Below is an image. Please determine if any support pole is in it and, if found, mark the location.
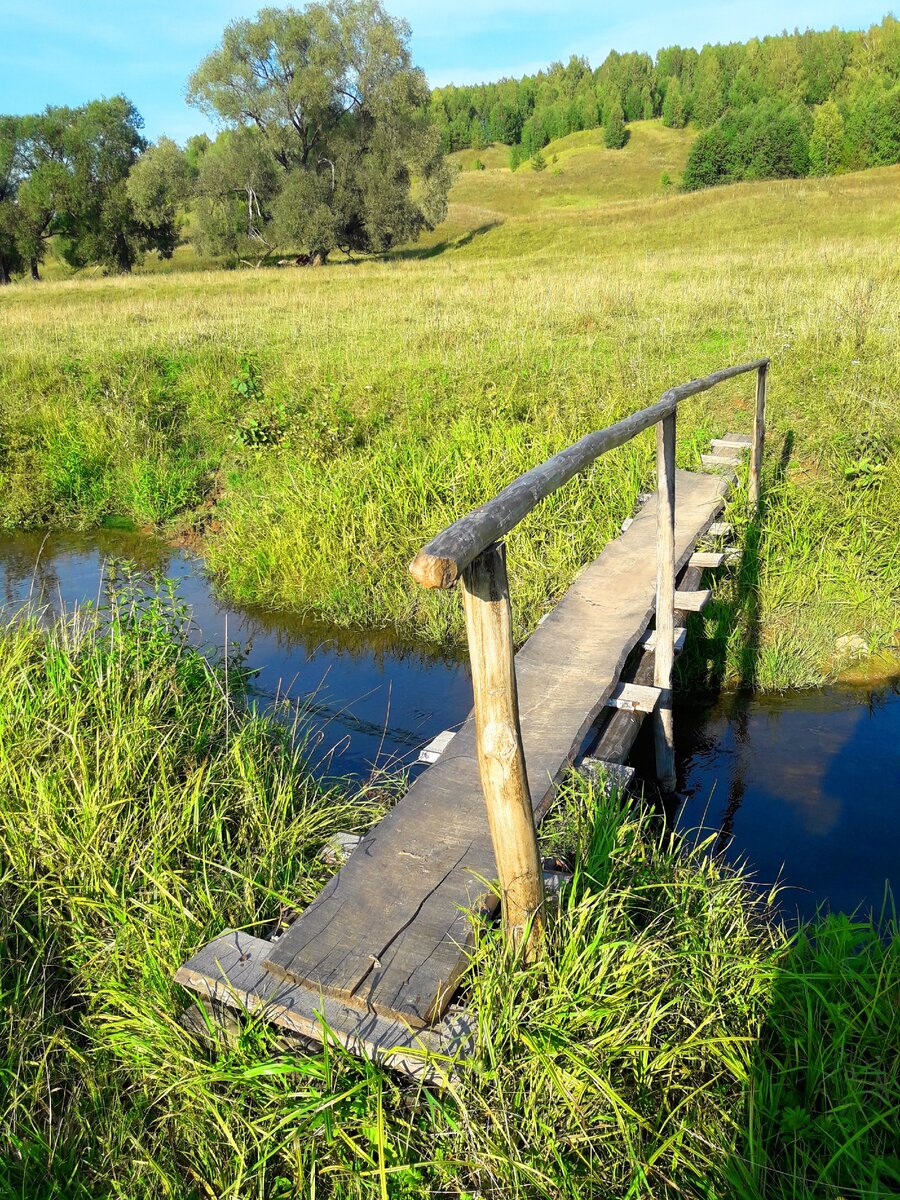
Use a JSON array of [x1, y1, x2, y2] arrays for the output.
[[749, 361, 768, 511], [653, 413, 677, 794], [460, 542, 544, 959]]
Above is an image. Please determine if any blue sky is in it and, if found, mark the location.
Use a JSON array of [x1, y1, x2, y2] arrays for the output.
[[0, 0, 889, 142]]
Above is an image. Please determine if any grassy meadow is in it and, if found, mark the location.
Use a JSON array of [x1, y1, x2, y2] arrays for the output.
[[1, 124, 898, 688], [1, 590, 898, 1199]]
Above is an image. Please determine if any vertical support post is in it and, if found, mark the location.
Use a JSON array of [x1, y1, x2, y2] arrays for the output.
[[460, 542, 544, 960], [749, 361, 768, 511], [653, 411, 677, 794]]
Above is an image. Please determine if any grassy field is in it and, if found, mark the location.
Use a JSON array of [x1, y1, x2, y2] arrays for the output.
[[0, 125, 897, 689], [2, 591, 897, 1198]]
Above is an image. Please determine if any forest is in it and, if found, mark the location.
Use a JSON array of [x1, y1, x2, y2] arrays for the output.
[[431, 17, 900, 182]]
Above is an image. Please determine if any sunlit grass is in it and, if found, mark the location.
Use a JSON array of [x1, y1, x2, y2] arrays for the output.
[[1, 592, 897, 1197], [0, 138, 897, 688]]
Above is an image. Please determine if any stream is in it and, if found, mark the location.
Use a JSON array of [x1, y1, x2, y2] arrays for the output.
[[1, 529, 896, 924]]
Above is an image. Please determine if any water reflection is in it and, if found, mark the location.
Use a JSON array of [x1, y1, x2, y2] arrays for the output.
[[1, 530, 896, 918], [674, 686, 899, 921], [0, 530, 473, 780]]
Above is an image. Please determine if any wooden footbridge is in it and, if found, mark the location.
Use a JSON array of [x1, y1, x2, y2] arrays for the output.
[[177, 359, 769, 1081]]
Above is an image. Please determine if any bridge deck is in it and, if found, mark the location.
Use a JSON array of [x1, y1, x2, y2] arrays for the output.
[[248, 468, 728, 1027]]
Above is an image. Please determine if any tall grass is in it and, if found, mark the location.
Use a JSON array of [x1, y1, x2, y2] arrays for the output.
[[0, 151, 897, 688], [1, 590, 897, 1197]]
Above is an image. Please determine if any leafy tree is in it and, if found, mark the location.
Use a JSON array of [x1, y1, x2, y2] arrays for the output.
[[603, 97, 628, 148], [54, 98, 151, 274], [0, 117, 24, 284], [509, 144, 521, 171], [693, 49, 725, 126], [661, 76, 687, 127], [186, 1, 451, 263], [126, 137, 195, 250], [531, 149, 547, 171], [808, 99, 846, 174]]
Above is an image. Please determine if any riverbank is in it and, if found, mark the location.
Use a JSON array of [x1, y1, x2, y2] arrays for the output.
[[1, 588, 897, 1198], [1, 168, 898, 690]]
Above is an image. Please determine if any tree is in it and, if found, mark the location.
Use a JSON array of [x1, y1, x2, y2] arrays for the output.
[[126, 137, 195, 249], [531, 149, 547, 171], [186, 1, 451, 263], [693, 49, 725, 127], [808, 99, 846, 174], [661, 76, 687, 127], [603, 97, 628, 148], [0, 117, 24, 284], [56, 97, 162, 274]]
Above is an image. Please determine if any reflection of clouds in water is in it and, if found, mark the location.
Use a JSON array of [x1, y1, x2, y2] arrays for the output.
[[758, 707, 863, 839]]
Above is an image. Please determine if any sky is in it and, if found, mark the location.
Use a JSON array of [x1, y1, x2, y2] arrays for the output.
[[0, 0, 889, 142]]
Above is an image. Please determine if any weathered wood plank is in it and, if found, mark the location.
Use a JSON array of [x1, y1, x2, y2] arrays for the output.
[[606, 682, 661, 713], [262, 470, 728, 1026], [409, 361, 768, 589], [673, 588, 712, 612], [711, 435, 751, 453], [701, 453, 741, 468], [708, 521, 732, 538], [175, 930, 473, 1085], [750, 364, 768, 509], [641, 627, 687, 652], [654, 412, 677, 791], [689, 551, 725, 568]]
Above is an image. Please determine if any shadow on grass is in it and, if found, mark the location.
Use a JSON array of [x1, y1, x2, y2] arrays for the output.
[[725, 905, 900, 1200], [386, 221, 502, 262]]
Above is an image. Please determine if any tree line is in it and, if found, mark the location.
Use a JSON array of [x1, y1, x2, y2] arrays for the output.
[[2, 8, 898, 281], [1, 1, 451, 282], [431, 16, 900, 185]]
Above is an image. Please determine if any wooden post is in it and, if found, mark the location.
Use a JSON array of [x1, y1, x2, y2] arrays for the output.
[[653, 413, 677, 794], [749, 361, 768, 511], [460, 542, 544, 959]]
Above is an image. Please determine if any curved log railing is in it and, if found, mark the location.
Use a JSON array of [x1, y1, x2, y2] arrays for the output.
[[409, 359, 769, 956]]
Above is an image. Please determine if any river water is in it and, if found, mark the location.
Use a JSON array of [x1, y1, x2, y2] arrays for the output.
[[1, 530, 896, 923]]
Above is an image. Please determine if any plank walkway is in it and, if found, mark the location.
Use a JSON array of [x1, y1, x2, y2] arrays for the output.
[[179, 466, 730, 1040]]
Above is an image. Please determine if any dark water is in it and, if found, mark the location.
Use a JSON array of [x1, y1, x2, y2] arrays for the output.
[[672, 686, 899, 922], [1, 530, 897, 920], [0, 530, 472, 780]]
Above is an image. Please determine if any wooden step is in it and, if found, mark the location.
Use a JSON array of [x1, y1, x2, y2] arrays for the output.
[[711, 433, 751, 453], [702, 453, 741, 469], [708, 521, 732, 538], [641, 627, 687, 653], [175, 930, 473, 1085], [689, 551, 725, 569], [605, 682, 661, 714], [674, 588, 712, 612], [417, 729, 456, 765]]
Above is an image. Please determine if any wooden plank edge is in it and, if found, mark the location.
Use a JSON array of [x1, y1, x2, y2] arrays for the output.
[[175, 930, 474, 1086], [689, 551, 725, 569], [674, 588, 711, 612], [606, 682, 661, 713]]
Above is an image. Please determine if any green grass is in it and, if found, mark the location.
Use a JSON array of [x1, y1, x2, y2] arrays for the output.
[[0, 129, 898, 688], [1, 591, 897, 1198]]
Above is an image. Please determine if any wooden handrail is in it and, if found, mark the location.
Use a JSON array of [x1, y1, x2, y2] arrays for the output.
[[408, 357, 769, 960], [409, 358, 769, 589]]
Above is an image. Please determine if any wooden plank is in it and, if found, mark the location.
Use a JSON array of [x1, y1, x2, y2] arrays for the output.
[[711, 436, 751, 453], [409, 361, 768, 588], [701, 453, 741, 468], [460, 543, 544, 957], [263, 469, 728, 1027], [606, 682, 661, 714], [175, 930, 473, 1085], [417, 730, 456, 765], [708, 522, 732, 538], [641, 627, 687, 652], [689, 551, 725, 568], [674, 588, 711, 612]]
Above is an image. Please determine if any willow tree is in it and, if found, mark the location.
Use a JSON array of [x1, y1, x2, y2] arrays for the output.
[[186, 1, 452, 263]]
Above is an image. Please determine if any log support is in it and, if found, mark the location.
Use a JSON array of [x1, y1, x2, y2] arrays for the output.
[[750, 362, 768, 510], [653, 412, 677, 793], [460, 542, 545, 959]]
